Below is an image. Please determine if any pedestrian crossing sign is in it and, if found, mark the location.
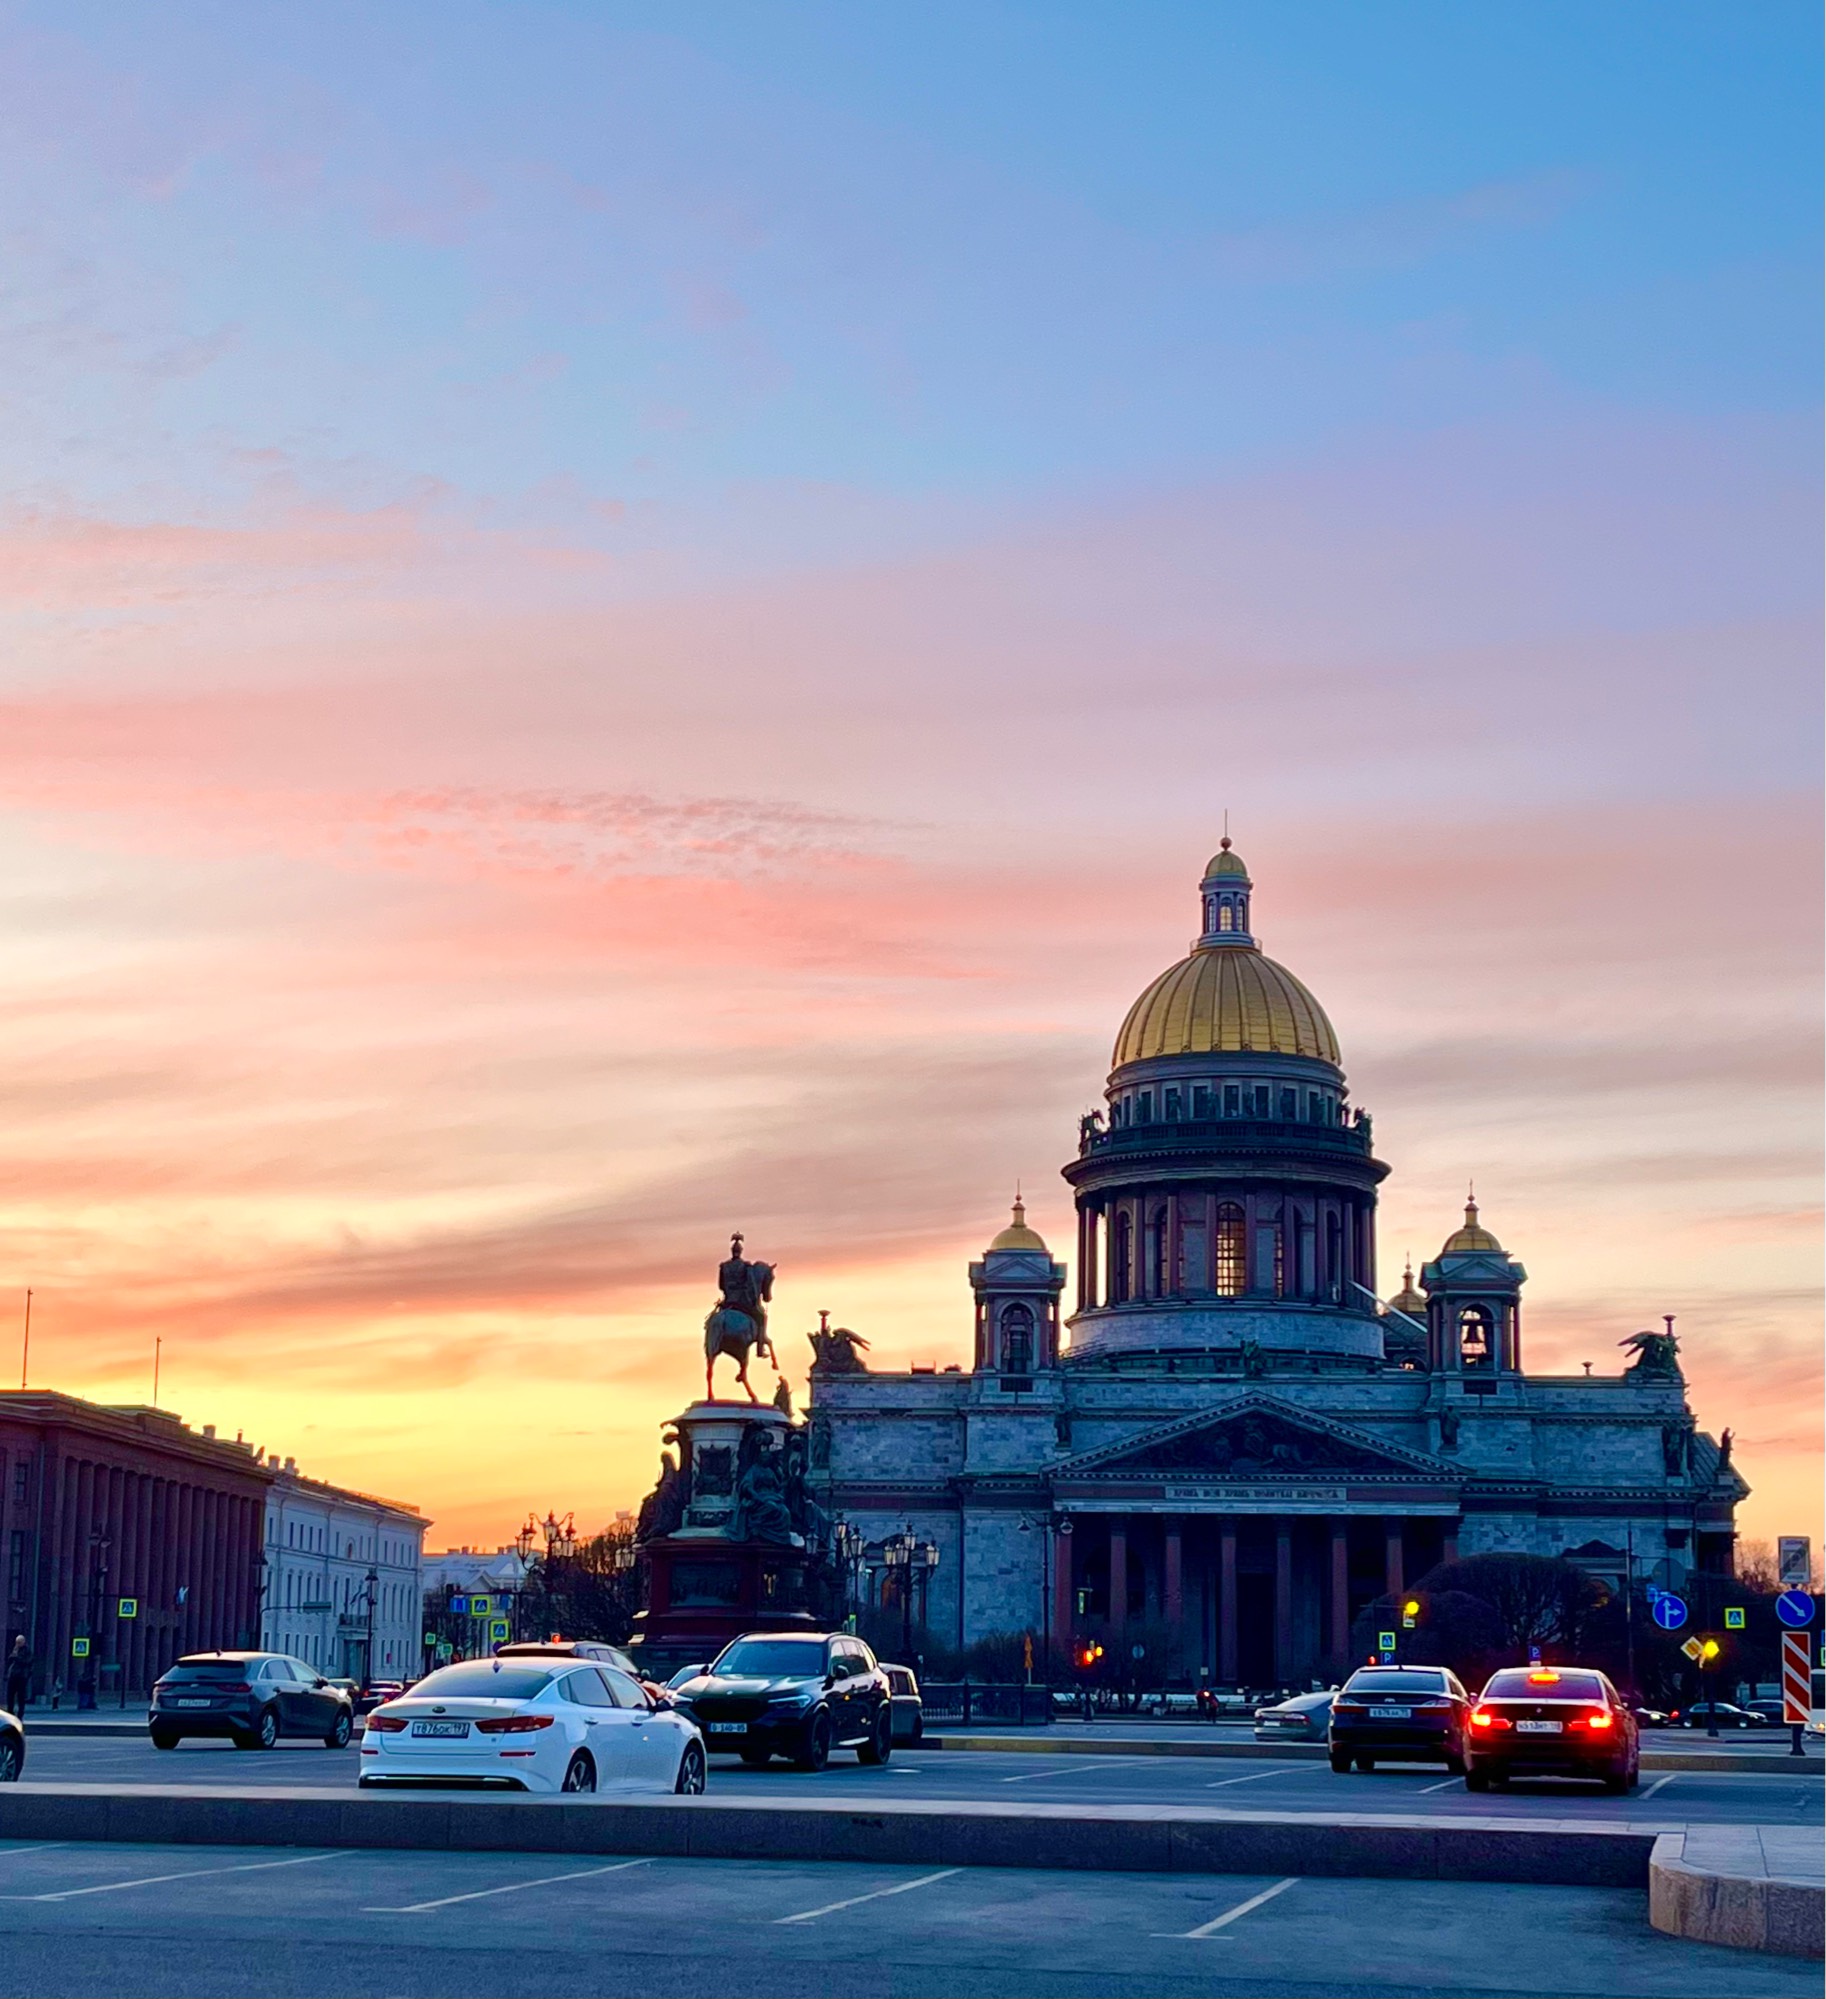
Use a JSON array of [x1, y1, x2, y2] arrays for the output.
[[70, 1637, 90, 1658], [118, 1598, 138, 1619], [1723, 1607, 1745, 1630], [469, 1595, 495, 1618], [489, 1619, 511, 1644]]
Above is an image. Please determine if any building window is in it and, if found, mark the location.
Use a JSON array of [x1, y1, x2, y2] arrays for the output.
[[1278, 1087, 1296, 1120], [1149, 1206, 1169, 1295], [1271, 1225, 1285, 1298], [1000, 1304, 1034, 1374], [1223, 1085, 1240, 1117], [1214, 1204, 1246, 1297], [1307, 1091, 1321, 1122], [1137, 1091, 1153, 1124], [1192, 1085, 1211, 1119], [1112, 1213, 1133, 1304], [1325, 1213, 1342, 1301], [1218, 904, 1234, 931], [1254, 1085, 1271, 1117], [1459, 1306, 1493, 1369], [1164, 1088, 1181, 1122]]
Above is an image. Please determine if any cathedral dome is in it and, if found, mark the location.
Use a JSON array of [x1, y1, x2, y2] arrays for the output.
[[1440, 1198, 1502, 1254], [1113, 946, 1339, 1068], [987, 1198, 1049, 1254]]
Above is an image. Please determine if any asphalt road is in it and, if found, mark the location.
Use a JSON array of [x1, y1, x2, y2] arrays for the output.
[[0, 1836, 1816, 1999], [16, 1734, 1821, 1827]]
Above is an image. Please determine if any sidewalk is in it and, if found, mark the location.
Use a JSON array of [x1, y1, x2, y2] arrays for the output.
[[1651, 1826, 1825, 1957]]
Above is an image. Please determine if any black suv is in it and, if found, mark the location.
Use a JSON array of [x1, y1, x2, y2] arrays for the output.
[[149, 1651, 354, 1751], [668, 1631, 891, 1770]]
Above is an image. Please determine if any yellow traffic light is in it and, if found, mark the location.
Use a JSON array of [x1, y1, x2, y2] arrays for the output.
[[1700, 1638, 1720, 1661], [1402, 1599, 1420, 1617]]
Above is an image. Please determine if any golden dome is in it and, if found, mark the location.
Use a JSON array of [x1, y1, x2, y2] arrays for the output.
[[1388, 1258, 1428, 1316], [1204, 838, 1250, 880], [1113, 944, 1339, 1068], [988, 1198, 1049, 1254], [1441, 1198, 1502, 1254]]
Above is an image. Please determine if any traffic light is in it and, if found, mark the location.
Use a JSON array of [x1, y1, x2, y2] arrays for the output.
[[1700, 1638, 1720, 1662], [1401, 1598, 1420, 1629]]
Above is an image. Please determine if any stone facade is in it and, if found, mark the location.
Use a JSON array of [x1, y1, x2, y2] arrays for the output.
[[809, 846, 1745, 1682]]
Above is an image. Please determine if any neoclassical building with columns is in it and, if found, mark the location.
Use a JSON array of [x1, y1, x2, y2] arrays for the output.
[[806, 842, 1745, 1684]]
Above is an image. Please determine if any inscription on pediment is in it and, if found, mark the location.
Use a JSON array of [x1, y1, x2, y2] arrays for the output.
[[1099, 1412, 1409, 1478]]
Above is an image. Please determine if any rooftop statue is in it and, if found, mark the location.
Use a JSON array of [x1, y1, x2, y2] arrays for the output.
[[1619, 1325, 1682, 1382], [704, 1232, 777, 1403], [807, 1311, 871, 1373]]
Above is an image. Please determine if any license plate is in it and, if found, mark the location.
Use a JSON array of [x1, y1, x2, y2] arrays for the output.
[[171, 1698, 213, 1708], [1516, 1720, 1562, 1734], [1368, 1707, 1411, 1719], [410, 1720, 470, 1738], [706, 1721, 747, 1736]]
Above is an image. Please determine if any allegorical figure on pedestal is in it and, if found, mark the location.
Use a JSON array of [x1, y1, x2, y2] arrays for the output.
[[703, 1231, 777, 1402]]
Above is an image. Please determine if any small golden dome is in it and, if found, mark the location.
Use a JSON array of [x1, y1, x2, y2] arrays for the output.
[[1389, 1259, 1427, 1316], [1441, 1198, 1502, 1254], [1114, 944, 1339, 1067], [1203, 837, 1250, 880], [988, 1198, 1049, 1254]]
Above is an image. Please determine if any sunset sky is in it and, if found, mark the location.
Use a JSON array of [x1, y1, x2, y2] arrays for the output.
[[1, 5, 1818, 1551]]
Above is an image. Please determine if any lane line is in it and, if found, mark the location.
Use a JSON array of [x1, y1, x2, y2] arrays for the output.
[[1415, 1777, 1461, 1794], [1204, 1768, 1296, 1790], [1640, 1774, 1679, 1799], [364, 1857, 654, 1913], [13, 1850, 350, 1903], [0, 1844, 70, 1860], [776, 1868, 962, 1924], [1000, 1757, 1147, 1783], [1159, 1876, 1301, 1939]]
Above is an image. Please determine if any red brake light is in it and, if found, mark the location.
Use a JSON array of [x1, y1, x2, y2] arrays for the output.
[[1584, 1710, 1614, 1729], [366, 1712, 408, 1731], [1526, 1671, 1560, 1684], [474, 1714, 555, 1734], [1470, 1709, 1493, 1727]]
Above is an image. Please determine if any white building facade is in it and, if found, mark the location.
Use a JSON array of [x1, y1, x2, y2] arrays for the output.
[[261, 1460, 429, 1681]]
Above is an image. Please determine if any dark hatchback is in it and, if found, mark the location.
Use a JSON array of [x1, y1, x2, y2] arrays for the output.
[[668, 1632, 892, 1771], [1329, 1665, 1472, 1772], [149, 1651, 354, 1751], [1465, 1666, 1640, 1791]]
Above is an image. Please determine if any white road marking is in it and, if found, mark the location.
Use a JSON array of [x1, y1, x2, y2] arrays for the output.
[[1416, 1777, 1461, 1793], [0, 1844, 69, 1860], [364, 1857, 653, 1913], [1159, 1875, 1301, 1938], [1204, 1768, 1296, 1789], [999, 1757, 1147, 1783], [14, 1850, 350, 1903], [1640, 1774, 1679, 1799], [776, 1868, 962, 1924]]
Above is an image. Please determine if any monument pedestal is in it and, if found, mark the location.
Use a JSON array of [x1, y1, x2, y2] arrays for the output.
[[627, 1401, 823, 1678]]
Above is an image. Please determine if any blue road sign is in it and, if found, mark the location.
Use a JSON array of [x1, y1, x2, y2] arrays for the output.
[[449, 1595, 469, 1616], [1776, 1589, 1816, 1629], [1652, 1594, 1688, 1631]]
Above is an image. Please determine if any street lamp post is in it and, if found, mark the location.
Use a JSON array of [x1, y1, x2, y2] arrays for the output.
[[881, 1528, 938, 1663], [363, 1567, 380, 1684]]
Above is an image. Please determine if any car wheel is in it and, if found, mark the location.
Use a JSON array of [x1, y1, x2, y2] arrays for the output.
[[0, 1735, 20, 1783], [149, 1728, 179, 1751], [236, 1708, 280, 1751], [1328, 1749, 1352, 1774], [739, 1746, 772, 1767], [857, 1706, 892, 1766], [1464, 1767, 1490, 1792], [793, 1710, 832, 1772], [323, 1711, 352, 1749], [560, 1751, 596, 1794], [674, 1742, 706, 1795]]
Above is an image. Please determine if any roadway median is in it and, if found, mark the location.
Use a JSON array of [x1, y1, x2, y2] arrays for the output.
[[0, 1782, 1658, 1888]]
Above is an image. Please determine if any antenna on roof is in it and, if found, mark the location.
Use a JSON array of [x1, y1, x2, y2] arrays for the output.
[[18, 1288, 29, 1391]]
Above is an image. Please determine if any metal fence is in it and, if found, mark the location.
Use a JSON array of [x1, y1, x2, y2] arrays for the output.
[[916, 1682, 1054, 1726]]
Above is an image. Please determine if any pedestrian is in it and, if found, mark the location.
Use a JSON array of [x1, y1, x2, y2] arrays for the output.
[[4, 1634, 31, 1716]]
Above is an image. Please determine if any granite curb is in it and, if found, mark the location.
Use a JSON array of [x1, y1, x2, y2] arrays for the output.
[[1649, 1828, 1825, 1958], [0, 1782, 1661, 1887]]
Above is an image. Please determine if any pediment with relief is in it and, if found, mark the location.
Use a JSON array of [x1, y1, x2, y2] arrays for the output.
[[1057, 1395, 1456, 1482]]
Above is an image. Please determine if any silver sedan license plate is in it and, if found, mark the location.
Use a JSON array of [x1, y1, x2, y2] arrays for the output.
[[411, 1719, 470, 1738]]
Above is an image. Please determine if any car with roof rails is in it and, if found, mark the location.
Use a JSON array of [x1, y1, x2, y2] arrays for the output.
[[666, 1631, 892, 1770]]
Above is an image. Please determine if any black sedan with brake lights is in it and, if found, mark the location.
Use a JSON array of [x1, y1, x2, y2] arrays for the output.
[[1328, 1665, 1472, 1772], [667, 1631, 892, 1770], [1464, 1665, 1639, 1791]]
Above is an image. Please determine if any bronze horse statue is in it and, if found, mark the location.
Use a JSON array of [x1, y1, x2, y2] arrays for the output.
[[704, 1241, 776, 1402]]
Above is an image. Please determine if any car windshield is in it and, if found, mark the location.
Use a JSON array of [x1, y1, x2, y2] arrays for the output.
[[712, 1640, 826, 1678], [1275, 1693, 1332, 1711], [1345, 1671, 1450, 1695], [405, 1663, 558, 1701], [1483, 1670, 1607, 1702], [162, 1660, 255, 1682]]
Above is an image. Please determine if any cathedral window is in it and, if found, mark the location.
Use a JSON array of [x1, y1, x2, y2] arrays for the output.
[[1270, 1225, 1286, 1298], [1000, 1304, 1034, 1374], [1459, 1306, 1493, 1368], [1218, 904, 1235, 931], [1214, 1203, 1246, 1297]]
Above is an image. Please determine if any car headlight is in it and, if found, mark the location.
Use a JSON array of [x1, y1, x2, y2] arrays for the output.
[[764, 1691, 814, 1712]]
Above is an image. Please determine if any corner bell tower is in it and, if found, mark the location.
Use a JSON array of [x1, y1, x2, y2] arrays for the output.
[[969, 1200, 1066, 1380], [1420, 1197, 1526, 1376]]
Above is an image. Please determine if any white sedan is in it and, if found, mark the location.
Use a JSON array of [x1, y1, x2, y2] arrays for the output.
[[359, 1658, 706, 1795]]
